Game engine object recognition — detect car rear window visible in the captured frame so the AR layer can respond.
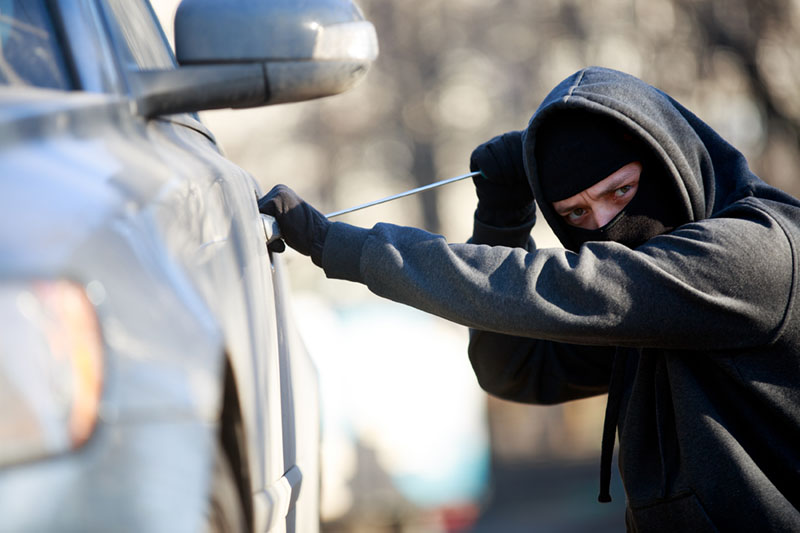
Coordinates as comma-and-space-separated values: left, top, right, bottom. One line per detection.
0, 0, 71, 89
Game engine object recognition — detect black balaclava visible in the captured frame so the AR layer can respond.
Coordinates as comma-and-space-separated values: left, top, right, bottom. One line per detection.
535, 110, 688, 249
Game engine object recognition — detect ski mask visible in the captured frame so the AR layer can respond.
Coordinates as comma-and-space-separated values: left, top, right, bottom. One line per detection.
535, 111, 688, 250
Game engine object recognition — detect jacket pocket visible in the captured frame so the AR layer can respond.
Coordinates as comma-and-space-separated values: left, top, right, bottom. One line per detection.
627, 492, 718, 533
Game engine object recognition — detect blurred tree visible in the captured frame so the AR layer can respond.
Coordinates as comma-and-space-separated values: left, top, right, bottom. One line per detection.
369, 1, 442, 231
673, 0, 800, 195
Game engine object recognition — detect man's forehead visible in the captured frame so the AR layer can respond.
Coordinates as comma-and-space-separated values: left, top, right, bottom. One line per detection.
552, 162, 641, 209
587, 163, 641, 194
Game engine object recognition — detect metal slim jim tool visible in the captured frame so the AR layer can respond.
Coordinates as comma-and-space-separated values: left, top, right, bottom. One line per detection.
261, 171, 482, 244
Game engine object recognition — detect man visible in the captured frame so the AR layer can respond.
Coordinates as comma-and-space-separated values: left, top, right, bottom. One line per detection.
260, 67, 800, 531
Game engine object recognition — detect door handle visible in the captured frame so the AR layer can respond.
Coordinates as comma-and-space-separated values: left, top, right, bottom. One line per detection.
260, 214, 281, 245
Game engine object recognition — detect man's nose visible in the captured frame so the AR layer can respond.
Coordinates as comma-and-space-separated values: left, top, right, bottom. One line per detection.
593, 204, 624, 229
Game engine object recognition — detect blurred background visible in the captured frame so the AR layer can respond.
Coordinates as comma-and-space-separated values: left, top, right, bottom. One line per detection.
151, 1, 800, 531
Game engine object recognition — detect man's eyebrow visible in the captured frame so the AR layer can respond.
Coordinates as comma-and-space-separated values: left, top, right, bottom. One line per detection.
552, 165, 640, 215
553, 198, 582, 214
589, 169, 638, 196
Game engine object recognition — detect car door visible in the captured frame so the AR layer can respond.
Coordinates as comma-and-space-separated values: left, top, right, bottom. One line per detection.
84, 0, 288, 525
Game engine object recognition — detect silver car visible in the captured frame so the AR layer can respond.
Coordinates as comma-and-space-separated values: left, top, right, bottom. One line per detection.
0, 1, 377, 532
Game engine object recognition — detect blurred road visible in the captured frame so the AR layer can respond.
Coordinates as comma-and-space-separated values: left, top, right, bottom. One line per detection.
468, 459, 626, 533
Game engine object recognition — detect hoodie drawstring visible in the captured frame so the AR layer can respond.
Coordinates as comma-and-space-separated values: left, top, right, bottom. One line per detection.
598, 348, 628, 503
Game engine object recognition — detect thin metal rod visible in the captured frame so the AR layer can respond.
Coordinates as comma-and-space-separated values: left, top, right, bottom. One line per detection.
324, 171, 482, 219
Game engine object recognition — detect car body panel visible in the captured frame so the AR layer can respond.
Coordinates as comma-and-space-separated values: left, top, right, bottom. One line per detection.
0, 89, 224, 531
0, 419, 215, 532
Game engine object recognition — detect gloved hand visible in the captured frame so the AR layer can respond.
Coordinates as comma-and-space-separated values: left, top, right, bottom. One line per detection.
258, 184, 330, 267
470, 130, 535, 226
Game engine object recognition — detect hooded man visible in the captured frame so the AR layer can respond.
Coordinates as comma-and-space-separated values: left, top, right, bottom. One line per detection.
259, 67, 800, 531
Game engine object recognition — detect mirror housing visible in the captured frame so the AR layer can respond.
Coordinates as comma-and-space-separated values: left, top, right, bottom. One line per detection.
133, 0, 378, 117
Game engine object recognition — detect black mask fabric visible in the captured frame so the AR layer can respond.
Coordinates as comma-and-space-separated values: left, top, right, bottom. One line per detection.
562, 162, 688, 250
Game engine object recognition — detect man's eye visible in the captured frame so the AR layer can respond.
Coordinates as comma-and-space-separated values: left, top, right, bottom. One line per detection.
614, 185, 632, 198
567, 207, 587, 221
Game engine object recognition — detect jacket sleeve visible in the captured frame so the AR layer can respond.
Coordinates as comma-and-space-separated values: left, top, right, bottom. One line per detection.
466, 212, 614, 404
321, 200, 795, 352
467, 329, 614, 403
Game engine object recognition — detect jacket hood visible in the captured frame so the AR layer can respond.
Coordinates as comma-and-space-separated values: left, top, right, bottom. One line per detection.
522, 67, 783, 251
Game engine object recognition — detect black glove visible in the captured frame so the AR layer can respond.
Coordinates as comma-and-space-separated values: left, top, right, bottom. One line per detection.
258, 184, 330, 267
470, 130, 535, 226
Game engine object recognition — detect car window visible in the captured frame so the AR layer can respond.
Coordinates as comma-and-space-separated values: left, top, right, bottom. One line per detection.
100, 0, 175, 72
0, 0, 71, 89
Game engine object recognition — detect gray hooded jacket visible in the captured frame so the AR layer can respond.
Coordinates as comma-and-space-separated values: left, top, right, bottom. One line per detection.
320, 67, 800, 531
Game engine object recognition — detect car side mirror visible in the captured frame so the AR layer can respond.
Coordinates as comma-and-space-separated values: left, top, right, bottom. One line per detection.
132, 0, 378, 117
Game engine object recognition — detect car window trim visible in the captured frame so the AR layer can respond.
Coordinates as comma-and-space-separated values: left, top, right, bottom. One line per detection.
47, 0, 124, 94
89, 0, 214, 132
36, 0, 78, 90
